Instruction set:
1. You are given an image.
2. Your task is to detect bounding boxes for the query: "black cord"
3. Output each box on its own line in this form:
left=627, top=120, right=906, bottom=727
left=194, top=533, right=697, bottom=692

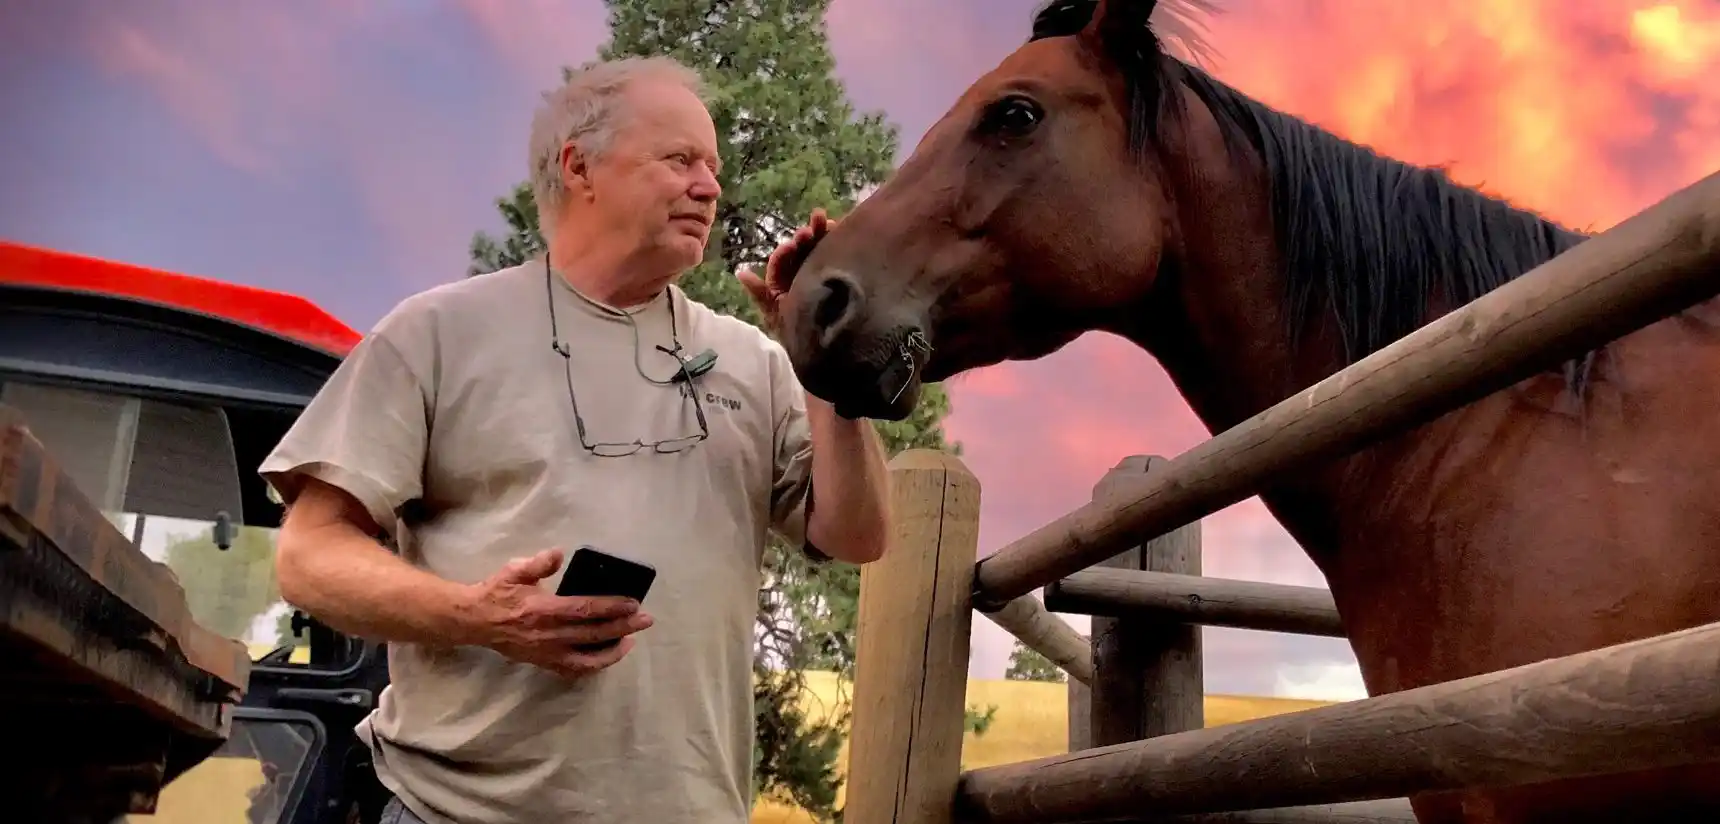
left=546, top=259, right=685, bottom=384
left=543, top=258, right=711, bottom=455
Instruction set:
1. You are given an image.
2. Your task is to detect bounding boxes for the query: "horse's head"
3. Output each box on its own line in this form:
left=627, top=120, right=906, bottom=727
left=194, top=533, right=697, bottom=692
left=778, top=0, right=1211, bottom=420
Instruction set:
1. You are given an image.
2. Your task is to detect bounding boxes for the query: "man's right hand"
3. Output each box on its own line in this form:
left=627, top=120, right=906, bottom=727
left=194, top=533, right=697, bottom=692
left=461, top=549, right=655, bottom=679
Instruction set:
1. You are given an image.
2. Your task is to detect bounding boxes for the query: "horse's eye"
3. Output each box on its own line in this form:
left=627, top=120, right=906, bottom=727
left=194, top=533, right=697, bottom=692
left=983, top=96, right=1043, bottom=137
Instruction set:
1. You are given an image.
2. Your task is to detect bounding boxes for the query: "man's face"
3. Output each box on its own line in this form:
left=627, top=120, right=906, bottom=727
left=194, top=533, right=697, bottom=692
left=573, top=78, right=722, bottom=275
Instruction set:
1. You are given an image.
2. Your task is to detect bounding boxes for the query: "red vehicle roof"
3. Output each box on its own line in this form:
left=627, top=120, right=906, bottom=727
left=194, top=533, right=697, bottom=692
left=0, top=240, right=360, bottom=357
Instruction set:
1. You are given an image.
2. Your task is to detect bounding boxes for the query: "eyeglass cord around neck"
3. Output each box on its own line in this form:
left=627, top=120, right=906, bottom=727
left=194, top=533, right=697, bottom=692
left=544, top=258, right=713, bottom=456
left=546, top=259, right=690, bottom=386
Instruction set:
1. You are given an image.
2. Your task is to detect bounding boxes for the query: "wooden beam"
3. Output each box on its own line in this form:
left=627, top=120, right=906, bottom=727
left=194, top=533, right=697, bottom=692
left=0, top=404, right=250, bottom=696
left=1087, top=456, right=1204, bottom=746
left=0, top=403, right=247, bottom=822
left=1115, top=799, right=1418, bottom=823
left=1067, top=679, right=1092, bottom=751
left=971, top=170, right=1720, bottom=605
left=1045, top=568, right=1346, bottom=638
left=844, top=449, right=980, bottom=824
left=979, top=594, right=1094, bottom=686
left=953, top=617, right=1720, bottom=822
left=1063, top=703, right=1418, bottom=821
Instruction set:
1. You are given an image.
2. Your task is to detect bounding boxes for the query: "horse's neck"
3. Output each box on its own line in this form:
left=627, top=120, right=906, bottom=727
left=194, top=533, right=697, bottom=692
left=1125, top=100, right=1350, bottom=432
left=1125, top=235, right=1364, bottom=564
left=1118, top=80, right=1590, bottom=567
left=1113, top=108, right=1373, bottom=562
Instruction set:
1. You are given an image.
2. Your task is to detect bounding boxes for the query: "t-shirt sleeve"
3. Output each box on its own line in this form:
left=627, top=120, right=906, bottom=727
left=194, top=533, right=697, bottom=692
left=258, top=297, right=436, bottom=537
left=765, top=338, right=814, bottom=553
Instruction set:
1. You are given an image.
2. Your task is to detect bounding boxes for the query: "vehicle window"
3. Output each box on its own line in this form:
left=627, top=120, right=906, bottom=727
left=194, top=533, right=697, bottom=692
left=118, top=512, right=301, bottom=658
left=1, top=380, right=142, bottom=522
left=1, top=380, right=311, bottom=663
left=122, top=713, right=322, bottom=824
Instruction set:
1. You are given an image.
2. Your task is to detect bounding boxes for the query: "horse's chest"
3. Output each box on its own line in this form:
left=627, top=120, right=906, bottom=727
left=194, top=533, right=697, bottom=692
left=1330, top=398, right=1720, bottom=693
left=1293, top=266, right=1720, bottom=824
left=1330, top=428, right=1720, bottom=824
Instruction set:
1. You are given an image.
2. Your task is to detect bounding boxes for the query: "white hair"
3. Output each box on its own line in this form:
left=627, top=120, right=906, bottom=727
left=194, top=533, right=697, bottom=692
left=527, top=56, right=708, bottom=223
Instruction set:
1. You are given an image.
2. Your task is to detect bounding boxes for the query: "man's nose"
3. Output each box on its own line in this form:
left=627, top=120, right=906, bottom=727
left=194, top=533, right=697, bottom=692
left=689, top=167, right=721, bottom=201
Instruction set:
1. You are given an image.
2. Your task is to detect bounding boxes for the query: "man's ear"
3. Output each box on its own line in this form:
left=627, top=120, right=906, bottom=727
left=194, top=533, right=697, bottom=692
left=560, top=141, right=592, bottom=200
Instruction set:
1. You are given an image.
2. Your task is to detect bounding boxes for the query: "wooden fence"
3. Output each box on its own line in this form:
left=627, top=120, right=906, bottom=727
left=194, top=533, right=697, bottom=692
left=841, top=169, right=1720, bottom=824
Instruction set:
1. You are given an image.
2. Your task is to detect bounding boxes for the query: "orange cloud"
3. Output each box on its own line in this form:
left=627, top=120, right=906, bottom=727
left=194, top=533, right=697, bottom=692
left=1197, top=0, right=1719, bottom=230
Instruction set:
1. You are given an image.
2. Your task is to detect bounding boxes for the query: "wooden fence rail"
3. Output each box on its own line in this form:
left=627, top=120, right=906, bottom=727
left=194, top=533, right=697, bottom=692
left=1102, top=799, right=1419, bottom=823
left=979, top=594, right=1094, bottom=685
left=971, top=169, right=1720, bottom=608
left=1044, top=567, right=1346, bottom=638
left=1061, top=459, right=1414, bottom=821
left=955, top=617, right=1720, bottom=823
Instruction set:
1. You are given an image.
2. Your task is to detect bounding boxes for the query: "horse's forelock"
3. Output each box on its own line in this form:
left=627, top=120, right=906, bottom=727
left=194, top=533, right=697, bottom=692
left=1029, top=0, right=1225, bottom=67
left=1151, top=0, right=1225, bottom=67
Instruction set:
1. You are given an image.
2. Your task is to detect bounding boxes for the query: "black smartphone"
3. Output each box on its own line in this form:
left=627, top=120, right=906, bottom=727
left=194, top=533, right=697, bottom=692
left=554, top=546, right=656, bottom=652
left=554, top=545, right=657, bottom=601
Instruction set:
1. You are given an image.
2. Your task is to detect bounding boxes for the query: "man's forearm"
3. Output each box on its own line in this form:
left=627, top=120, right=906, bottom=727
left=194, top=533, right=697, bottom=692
left=276, top=522, right=485, bottom=647
left=804, top=394, right=892, bottom=563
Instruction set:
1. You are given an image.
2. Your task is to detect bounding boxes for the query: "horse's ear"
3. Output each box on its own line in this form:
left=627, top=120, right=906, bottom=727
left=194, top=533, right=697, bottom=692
left=1080, top=0, right=1159, bottom=48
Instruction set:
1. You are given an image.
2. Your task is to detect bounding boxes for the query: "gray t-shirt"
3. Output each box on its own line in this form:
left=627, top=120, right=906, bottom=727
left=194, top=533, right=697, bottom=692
left=259, top=260, right=813, bottom=824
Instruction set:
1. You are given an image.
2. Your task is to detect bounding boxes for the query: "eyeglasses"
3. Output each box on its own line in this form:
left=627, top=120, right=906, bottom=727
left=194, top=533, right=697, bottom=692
left=555, top=339, right=710, bottom=457
left=546, top=261, right=710, bottom=458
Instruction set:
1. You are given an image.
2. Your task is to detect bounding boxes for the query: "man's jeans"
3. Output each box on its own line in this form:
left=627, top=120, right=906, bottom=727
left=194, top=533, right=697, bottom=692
left=379, top=797, right=429, bottom=824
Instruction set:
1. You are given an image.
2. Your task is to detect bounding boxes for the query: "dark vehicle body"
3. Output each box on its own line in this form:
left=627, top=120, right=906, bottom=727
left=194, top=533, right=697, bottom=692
left=1, top=240, right=388, bottom=824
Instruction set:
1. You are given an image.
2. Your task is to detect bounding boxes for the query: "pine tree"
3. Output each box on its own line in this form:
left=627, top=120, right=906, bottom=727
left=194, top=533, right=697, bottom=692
left=1005, top=641, right=1068, bottom=683
left=467, top=2, right=971, bottom=819
left=163, top=525, right=280, bottom=642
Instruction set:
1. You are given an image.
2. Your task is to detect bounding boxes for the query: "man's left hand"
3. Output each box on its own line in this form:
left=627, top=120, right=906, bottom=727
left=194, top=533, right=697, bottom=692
left=739, top=208, right=837, bottom=333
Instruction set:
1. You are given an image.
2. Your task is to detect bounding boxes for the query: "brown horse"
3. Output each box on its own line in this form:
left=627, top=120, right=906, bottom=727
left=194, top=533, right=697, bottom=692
left=772, top=1, right=1720, bottom=822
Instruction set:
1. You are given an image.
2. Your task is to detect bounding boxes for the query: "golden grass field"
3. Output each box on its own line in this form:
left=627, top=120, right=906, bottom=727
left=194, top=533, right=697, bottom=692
left=748, top=671, right=1332, bottom=823
left=130, top=653, right=1331, bottom=823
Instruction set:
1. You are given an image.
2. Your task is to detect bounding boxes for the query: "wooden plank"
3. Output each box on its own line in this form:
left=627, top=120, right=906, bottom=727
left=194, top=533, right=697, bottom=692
left=0, top=403, right=250, bottom=693
left=844, top=449, right=980, bottom=824
left=0, top=402, right=250, bottom=819
left=1088, top=456, right=1203, bottom=746
left=953, top=617, right=1720, bottom=822
left=971, top=170, right=1720, bottom=605
left=1116, top=799, right=1418, bottom=823
left=0, top=543, right=233, bottom=738
left=979, top=594, right=1093, bottom=686
left=1046, top=568, right=1346, bottom=638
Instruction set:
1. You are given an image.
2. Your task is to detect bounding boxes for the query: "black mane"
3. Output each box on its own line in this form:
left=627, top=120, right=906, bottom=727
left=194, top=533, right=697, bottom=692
left=1030, top=0, right=1594, bottom=373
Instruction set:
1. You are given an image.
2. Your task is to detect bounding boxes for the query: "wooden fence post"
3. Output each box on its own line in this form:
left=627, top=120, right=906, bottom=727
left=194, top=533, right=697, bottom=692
left=845, top=449, right=980, bottom=824
left=1067, top=678, right=1093, bottom=751
left=1089, top=455, right=1204, bottom=745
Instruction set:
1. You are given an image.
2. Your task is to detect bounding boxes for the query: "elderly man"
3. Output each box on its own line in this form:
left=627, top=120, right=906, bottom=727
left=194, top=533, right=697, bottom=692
left=261, top=55, right=891, bottom=824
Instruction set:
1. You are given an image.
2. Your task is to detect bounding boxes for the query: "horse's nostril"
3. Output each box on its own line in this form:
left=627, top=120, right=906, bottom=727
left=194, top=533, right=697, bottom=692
left=812, top=276, right=857, bottom=339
